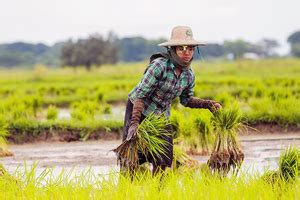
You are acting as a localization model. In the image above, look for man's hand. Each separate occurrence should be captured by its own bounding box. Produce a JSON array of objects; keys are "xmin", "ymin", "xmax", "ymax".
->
[
  {"xmin": 186, "ymin": 97, "xmax": 222, "ymax": 113},
  {"xmin": 126, "ymin": 123, "xmax": 138, "ymax": 141},
  {"xmin": 209, "ymin": 101, "xmax": 222, "ymax": 113}
]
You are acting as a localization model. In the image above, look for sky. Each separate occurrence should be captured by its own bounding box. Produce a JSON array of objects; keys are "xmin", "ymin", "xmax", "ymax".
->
[{"xmin": 1, "ymin": 0, "xmax": 299, "ymax": 54}]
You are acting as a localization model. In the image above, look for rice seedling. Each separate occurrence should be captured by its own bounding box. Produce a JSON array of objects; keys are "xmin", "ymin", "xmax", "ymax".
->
[
  {"xmin": 194, "ymin": 116, "xmax": 213, "ymax": 154},
  {"xmin": 261, "ymin": 170, "xmax": 282, "ymax": 185},
  {"xmin": 207, "ymin": 105, "xmax": 245, "ymax": 176},
  {"xmin": 46, "ymin": 105, "xmax": 58, "ymax": 120},
  {"xmin": 1, "ymin": 163, "xmax": 300, "ymax": 199},
  {"xmin": 169, "ymin": 111, "xmax": 181, "ymax": 139},
  {"xmin": 113, "ymin": 114, "xmax": 172, "ymax": 172},
  {"xmin": 1, "ymin": 59, "xmax": 300, "ymax": 132},
  {"xmin": 71, "ymin": 100, "xmax": 99, "ymax": 119},
  {"xmin": 173, "ymin": 145, "xmax": 199, "ymax": 169},
  {"xmin": 103, "ymin": 104, "xmax": 112, "ymax": 114},
  {"xmin": 71, "ymin": 108, "xmax": 88, "ymax": 121},
  {"xmin": 262, "ymin": 146, "xmax": 300, "ymax": 184},
  {"xmin": 279, "ymin": 146, "xmax": 300, "ymax": 182}
]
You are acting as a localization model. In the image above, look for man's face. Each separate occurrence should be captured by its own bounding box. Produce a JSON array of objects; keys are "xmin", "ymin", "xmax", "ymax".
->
[{"xmin": 175, "ymin": 46, "xmax": 195, "ymax": 62}]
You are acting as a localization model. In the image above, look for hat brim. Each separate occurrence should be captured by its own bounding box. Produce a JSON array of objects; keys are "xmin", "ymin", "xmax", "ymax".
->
[{"xmin": 158, "ymin": 39, "xmax": 206, "ymax": 47}]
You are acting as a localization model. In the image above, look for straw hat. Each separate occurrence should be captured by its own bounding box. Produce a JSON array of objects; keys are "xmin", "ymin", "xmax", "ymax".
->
[{"xmin": 158, "ymin": 26, "xmax": 206, "ymax": 47}]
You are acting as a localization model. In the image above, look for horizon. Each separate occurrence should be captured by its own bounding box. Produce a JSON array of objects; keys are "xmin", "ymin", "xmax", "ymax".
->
[{"xmin": 1, "ymin": 0, "xmax": 299, "ymax": 54}]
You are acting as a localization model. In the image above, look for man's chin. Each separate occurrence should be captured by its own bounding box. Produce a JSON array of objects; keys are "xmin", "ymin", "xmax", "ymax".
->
[{"xmin": 183, "ymin": 58, "xmax": 191, "ymax": 62}]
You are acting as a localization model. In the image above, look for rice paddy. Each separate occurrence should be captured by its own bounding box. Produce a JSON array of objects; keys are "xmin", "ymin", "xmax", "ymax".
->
[
  {"xmin": 1, "ymin": 146, "xmax": 300, "ymax": 200},
  {"xmin": 0, "ymin": 58, "xmax": 300, "ymax": 199}
]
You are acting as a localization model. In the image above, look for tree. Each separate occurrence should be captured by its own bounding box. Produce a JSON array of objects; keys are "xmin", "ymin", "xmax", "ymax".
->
[
  {"xmin": 291, "ymin": 43, "xmax": 300, "ymax": 57},
  {"xmin": 198, "ymin": 43, "xmax": 225, "ymax": 59},
  {"xmin": 0, "ymin": 42, "xmax": 51, "ymax": 67},
  {"xmin": 287, "ymin": 31, "xmax": 300, "ymax": 44},
  {"xmin": 287, "ymin": 31, "xmax": 300, "ymax": 57},
  {"xmin": 118, "ymin": 37, "xmax": 165, "ymax": 62},
  {"xmin": 224, "ymin": 40, "xmax": 252, "ymax": 59},
  {"xmin": 61, "ymin": 39, "xmax": 77, "ymax": 67},
  {"xmin": 61, "ymin": 33, "xmax": 119, "ymax": 70},
  {"xmin": 257, "ymin": 39, "xmax": 279, "ymax": 57}
]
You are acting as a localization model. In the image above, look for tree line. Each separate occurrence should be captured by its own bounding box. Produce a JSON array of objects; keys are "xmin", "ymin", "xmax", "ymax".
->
[{"xmin": 0, "ymin": 30, "xmax": 299, "ymax": 68}]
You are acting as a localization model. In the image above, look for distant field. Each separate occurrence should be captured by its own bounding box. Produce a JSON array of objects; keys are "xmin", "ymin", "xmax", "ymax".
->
[{"xmin": 0, "ymin": 58, "xmax": 299, "ymax": 144}]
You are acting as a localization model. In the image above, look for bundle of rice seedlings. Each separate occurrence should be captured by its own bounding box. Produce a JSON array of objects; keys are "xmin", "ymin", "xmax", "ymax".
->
[
  {"xmin": 279, "ymin": 145, "xmax": 300, "ymax": 182},
  {"xmin": 207, "ymin": 106, "xmax": 245, "ymax": 175},
  {"xmin": 263, "ymin": 146, "xmax": 300, "ymax": 184},
  {"xmin": 113, "ymin": 114, "xmax": 172, "ymax": 172},
  {"xmin": 173, "ymin": 145, "xmax": 199, "ymax": 169}
]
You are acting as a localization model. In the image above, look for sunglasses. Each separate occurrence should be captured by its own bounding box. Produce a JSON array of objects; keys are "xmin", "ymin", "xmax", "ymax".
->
[{"xmin": 176, "ymin": 46, "xmax": 195, "ymax": 52}]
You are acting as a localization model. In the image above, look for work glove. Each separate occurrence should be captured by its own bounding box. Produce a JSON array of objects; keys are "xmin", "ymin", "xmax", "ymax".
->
[
  {"xmin": 186, "ymin": 97, "xmax": 222, "ymax": 113},
  {"xmin": 126, "ymin": 99, "xmax": 145, "ymax": 141},
  {"xmin": 127, "ymin": 123, "xmax": 138, "ymax": 141}
]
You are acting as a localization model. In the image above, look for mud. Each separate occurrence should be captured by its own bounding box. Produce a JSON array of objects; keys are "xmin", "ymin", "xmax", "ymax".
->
[{"xmin": 1, "ymin": 133, "xmax": 300, "ymax": 176}]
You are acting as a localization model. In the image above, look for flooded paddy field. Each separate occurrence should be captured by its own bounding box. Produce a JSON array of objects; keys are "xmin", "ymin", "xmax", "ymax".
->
[{"xmin": 2, "ymin": 133, "xmax": 300, "ymax": 177}]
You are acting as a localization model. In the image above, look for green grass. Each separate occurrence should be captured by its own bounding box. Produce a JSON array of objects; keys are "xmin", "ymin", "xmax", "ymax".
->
[
  {"xmin": 8, "ymin": 118, "xmax": 123, "ymax": 143},
  {"xmin": 1, "ymin": 146, "xmax": 300, "ymax": 199},
  {"xmin": 0, "ymin": 164, "xmax": 299, "ymax": 199},
  {"xmin": 0, "ymin": 58, "xmax": 299, "ymax": 142}
]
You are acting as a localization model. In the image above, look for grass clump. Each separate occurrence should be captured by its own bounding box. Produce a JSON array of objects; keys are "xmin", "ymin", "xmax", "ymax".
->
[
  {"xmin": 263, "ymin": 146, "xmax": 300, "ymax": 184},
  {"xmin": 194, "ymin": 116, "xmax": 213, "ymax": 154}
]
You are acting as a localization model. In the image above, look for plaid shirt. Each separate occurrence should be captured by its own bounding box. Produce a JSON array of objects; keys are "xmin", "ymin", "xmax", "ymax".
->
[{"xmin": 128, "ymin": 57, "xmax": 195, "ymax": 117}]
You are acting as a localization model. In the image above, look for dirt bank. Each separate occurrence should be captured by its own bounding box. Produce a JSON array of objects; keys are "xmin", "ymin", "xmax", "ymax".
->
[{"xmin": 7, "ymin": 123, "xmax": 300, "ymax": 144}]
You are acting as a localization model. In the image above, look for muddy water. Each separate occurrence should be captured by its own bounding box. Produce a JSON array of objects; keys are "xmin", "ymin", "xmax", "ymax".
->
[
  {"xmin": 194, "ymin": 134, "xmax": 300, "ymax": 173},
  {"xmin": 57, "ymin": 106, "xmax": 126, "ymax": 120},
  {"xmin": 1, "ymin": 134, "xmax": 300, "ymax": 177}
]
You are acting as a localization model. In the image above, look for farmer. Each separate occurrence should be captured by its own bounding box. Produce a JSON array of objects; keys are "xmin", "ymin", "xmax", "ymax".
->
[{"xmin": 122, "ymin": 26, "xmax": 222, "ymax": 174}]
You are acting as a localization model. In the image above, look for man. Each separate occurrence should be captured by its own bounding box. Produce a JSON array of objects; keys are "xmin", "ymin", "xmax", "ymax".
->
[{"xmin": 122, "ymin": 26, "xmax": 222, "ymax": 174}]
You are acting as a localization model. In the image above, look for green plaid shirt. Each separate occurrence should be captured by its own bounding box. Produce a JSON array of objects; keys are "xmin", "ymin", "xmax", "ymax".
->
[{"xmin": 129, "ymin": 57, "xmax": 195, "ymax": 117}]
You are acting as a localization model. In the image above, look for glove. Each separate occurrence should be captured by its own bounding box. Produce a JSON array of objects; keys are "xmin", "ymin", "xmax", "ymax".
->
[
  {"xmin": 127, "ymin": 123, "xmax": 138, "ymax": 141},
  {"xmin": 186, "ymin": 97, "xmax": 222, "ymax": 113},
  {"xmin": 210, "ymin": 101, "xmax": 222, "ymax": 112},
  {"xmin": 126, "ymin": 99, "xmax": 145, "ymax": 141}
]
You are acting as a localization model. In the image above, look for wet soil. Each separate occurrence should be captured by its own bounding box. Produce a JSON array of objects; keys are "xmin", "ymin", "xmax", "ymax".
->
[{"xmin": 2, "ymin": 132, "xmax": 300, "ymax": 176}]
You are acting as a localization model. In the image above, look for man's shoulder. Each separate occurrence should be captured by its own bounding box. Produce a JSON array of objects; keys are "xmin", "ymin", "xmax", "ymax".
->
[
  {"xmin": 148, "ymin": 57, "xmax": 169, "ymax": 72},
  {"xmin": 151, "ymin": 57, "xmax": 169, "ymax": 66}
]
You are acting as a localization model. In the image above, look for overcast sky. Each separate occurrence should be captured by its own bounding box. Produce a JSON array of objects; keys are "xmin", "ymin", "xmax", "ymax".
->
[{"xmin": 1, "ymin": 0, "xmax": 299, "ymax": 53}]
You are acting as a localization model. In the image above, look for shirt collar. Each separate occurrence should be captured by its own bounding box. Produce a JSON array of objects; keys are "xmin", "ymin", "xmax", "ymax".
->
[{"xmin": 170, "ymin": 60, "xmax": 191, "ymax": 74}]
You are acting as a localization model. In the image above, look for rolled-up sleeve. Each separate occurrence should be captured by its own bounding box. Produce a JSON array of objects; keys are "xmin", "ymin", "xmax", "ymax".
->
[{"xmin": 179, "ymin": 73, "xmax": 195, "ymax": 106}]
